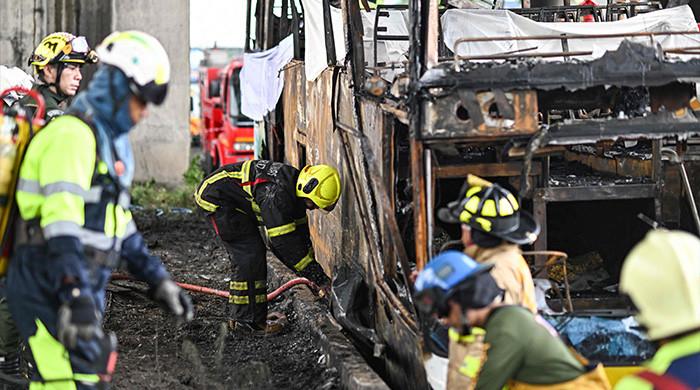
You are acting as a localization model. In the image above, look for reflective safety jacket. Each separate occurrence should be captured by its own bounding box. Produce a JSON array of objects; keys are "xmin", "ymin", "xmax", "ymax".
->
[
  {"xmin": 194, "ymin": 160, "xmax": 314, "ymax": 272},
  {"xmin": 614, "ymin": 331, "xmax": 700, "ymax": 390},
  {"xmin": 15, "ymin": 114, "xmax": 168, "ymax": 291}
]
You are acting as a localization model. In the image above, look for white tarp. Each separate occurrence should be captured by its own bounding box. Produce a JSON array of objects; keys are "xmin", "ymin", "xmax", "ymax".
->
[
  {"xmin": 303, "ymin": 2, "xmax": 411, "ymax": 81},
  {"xmin": 0, "ymin": 66, "xmax": 33, "ymax": 106},
  {"xmin": 361, "ymin": 10, "xmax": 410, "ymax": 81},
  {"xmin": 442, "ymin": 6, "xmax": 700, "ymax": 61},
  {"xmin": 302, "ymin": 0, "xmax": 346, "ymax": 81},
  {"xmin": 240, "ymin": 35, "xmax": 294, "ymax": 121}
]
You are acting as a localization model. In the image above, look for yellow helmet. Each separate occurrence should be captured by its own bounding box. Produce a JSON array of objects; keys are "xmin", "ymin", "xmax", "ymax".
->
[
  {"xmin": 620, "ymin": 229, "xmax": 700, "ymax": 340},
  {"xmin": 296, "ymin": 165, "xmax": 341, "ymax": 211},
  {"xmin": 28, "ymin": 32, "xmax": 98, "ymax": 70}
]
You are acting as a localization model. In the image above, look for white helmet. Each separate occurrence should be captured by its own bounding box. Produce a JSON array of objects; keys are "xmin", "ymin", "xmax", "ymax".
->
[
  {"xmin": 620, "ymin": 229, "xmax": 700, "ymax": 340},
  {"xmin": 96, "ymin": 31, "xmax": 170, "ymax": 105}
]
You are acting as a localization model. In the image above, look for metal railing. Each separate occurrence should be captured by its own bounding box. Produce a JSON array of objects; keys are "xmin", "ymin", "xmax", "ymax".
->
[{"xmin": 451, "ymin": 30, "xmax": 700, "ymax": 66}]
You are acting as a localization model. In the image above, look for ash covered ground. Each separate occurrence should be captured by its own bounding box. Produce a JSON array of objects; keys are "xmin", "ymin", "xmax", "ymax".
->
[{"xmin": 105, "ymin": 210, "xmax": 339, "ymax": 389}]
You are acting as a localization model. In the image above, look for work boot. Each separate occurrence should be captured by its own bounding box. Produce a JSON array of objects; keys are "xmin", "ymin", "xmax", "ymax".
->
[{"xmin": 231, "ymin": 312, "xmax": 287, "ymax": 336}]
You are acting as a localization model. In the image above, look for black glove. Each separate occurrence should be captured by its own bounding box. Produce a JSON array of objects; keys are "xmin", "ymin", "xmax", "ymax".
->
[
  {"xmin": 153, "ymin": 279, "xmax": 194, "ymax": 323},
  {"xmin": 57, "ymin": 293, "xmax": 102, "ymax": 349}
]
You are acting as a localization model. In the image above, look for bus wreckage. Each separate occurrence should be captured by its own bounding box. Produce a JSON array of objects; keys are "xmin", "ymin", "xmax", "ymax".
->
[{"xmin": 241, "ymin": 0, "xmax": 700, "ymax": 388}]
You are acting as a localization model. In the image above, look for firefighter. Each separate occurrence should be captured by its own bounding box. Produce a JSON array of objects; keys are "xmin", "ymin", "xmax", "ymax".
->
[
  {"xmin": 438, "ymin": 182, "xmax": 539, "ymax": 313},
  {"xmin": 615, "ymin": 229, "xmax": 700, "ymax": 389},
  {"xmin": 17, "ymin": 32, "xmax": 98, "ymax": 122},
  {"xmin": 414, "ymin": 251, "xmax": 611, "ymax": 390},
  {"xmin": 7, "ymin": 31, "xmax": 193, "ymax": 389},
  {"xmin": 0, "ymin": 32, "xmax": 98, "ymax": 379},
  {"xmin": 194, "ymin": 161, "xmax": 340, "ymax": 334},
  {"xmin": 432, "ymin": 183, "xmax": 541, "ymax": 388}
]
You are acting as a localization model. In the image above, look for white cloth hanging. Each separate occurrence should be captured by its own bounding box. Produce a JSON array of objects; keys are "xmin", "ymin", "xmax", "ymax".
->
[{"xmin": 240, "ymin": 35, "xmax": 294, "ymax": 121}]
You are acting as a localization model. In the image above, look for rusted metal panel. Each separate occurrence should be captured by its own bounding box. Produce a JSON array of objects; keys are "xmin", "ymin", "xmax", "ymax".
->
[
  {"xmin": 563, "ymin": 151, "xmax": 652, "ymax": 178},
  {"xmin": 434, "ymin": 161, "xmax": 543, "ymax": 179},
  {"xmin": 535, "ymin": 184, "xmax": 657, "ymax": 202},
  {"xmin": 422, "ymin": 90, "xmax": 539, "ymax": 139}
]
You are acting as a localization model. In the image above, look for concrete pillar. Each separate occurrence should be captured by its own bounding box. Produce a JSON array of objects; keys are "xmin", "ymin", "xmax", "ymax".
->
[
  {"xmin": 112, "ymin": 0, "xmax": 191, "ymax": 184},
  {"xmin": 1, "ymin": 0, "xmax": 191, "ymax": 184}
]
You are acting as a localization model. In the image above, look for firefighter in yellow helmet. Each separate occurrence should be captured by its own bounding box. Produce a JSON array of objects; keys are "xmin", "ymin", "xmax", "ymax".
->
[
  {"xmin": 17, "ymin": 32, "xmax": 98, "ymax": 121},
  {"xmin": 431, "ymin": 182, "xmax": 542, "ymax": 388},
  {"xmin": 615, "ymin": 229, "xmax": 700, "ymax": 389},
  {"xmin": 194, "ymin": 161, "xmax": 341, "ymax": 334}
]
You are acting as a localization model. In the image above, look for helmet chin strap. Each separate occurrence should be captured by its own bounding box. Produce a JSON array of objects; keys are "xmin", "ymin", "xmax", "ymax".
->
[
  {"xmin": 47, "ymin": 63, "xmax": 69, "ymax": 99},
  {"xmin": 457, "ymin": 308, "xmax": 472, "ymax": 336}
]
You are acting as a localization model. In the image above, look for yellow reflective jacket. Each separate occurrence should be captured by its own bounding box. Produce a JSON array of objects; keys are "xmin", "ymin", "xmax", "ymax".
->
[{"xmin": 16, "ymin": 115, "xmax": 135, "ymax": 263}]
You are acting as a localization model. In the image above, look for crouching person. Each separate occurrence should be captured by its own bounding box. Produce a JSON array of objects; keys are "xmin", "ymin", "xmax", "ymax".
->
[
  {"xmin": 7, "ymin": 31, "xmax": 193, "ymax": 389},
  {"xmin": 414, "ymin": 251, "xmax": 611, "ymax": 389}
]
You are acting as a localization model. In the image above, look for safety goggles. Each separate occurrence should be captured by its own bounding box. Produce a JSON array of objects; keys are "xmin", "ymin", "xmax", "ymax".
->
[
  {"xmin": 66, "ymin": 36, "xmax": 89, "ymax": 54},
  {"xmin": 59, "ymin": 36, "xmax": 98, "ymax": 64}
]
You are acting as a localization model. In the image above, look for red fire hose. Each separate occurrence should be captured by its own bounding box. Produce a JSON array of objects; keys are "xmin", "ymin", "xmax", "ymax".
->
[{"xmin": 110, "ymin": 273, "xmax": 319, "ymax": 301}]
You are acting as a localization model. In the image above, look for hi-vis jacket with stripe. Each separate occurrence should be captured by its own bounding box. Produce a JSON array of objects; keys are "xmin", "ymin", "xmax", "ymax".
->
[
  {"xmin": 15, "ymin": 114, "xmax": 168, "ymax": 290},
  {"xmin": 195, "ymin": 160, "xmax": 315, "ymax": 272}
]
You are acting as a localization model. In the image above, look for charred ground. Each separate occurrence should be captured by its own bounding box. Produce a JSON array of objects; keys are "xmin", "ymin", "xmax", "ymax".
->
[{"xmin": 105, "ymin": 209, "xmax": 339, "ymax": 389}]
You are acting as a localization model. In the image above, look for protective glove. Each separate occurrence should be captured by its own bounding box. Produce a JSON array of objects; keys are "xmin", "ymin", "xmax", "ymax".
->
[
  {"xmin": 57, "ymin": 292, "xmax": 102, "ymax": 350},
  {"xmin": 153, "ymin": 279, "xmax": 194, "ymax": 323}
]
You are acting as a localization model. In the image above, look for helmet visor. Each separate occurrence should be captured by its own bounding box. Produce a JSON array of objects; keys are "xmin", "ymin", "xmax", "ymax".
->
[{"xmin": 69, "ymin": 36, "xmax": 90, "ymax": 53}]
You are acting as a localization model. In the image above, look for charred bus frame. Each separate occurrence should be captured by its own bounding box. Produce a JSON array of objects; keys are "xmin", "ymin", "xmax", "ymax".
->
[{"xmin": 246, "ymin": 0, "xmax": 700, "ymax": 387}]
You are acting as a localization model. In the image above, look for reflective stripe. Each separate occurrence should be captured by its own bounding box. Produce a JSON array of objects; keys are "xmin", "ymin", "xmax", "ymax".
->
[
  {"xmin": 17, "ymin": 178, "xmax": 102, "ymax": 203},
  {"xmin": 295, "ymin": 216, "xmax": 308, "ymax": 226},
  {"xmin": 73, "ymin": 373, "xmax": 100, "ymax": 384},
  {"xmin": 459, "ymin": 355, "xmax": 483, "ymax": 379},
  {"xmin": 44, "ymin": 221, "xmax": 125, "ymax": 251},
  {"xmin": 117, "ymin": 191, "xmax": 130, "ymax": 209},
  {"xmin": 240, "ymin": 160, "xmax": 253, "ymax": 197},
  {"xmin": 267, "ymin": 222, "xmax": 296, "ymax": 238},
  {"xmin": 294, "ymin": 248, "xmax": 315, "ymax": 271},
  {"xmin": 195, "ymin": 169, "xmax": 245, "ymax": 212},
  {"xmin": 43, "ymin": 221, "xmax": 82, "ymax": 239},
  {"xmin": 230, "ymin": 281, "xmax": 248, "ymax": 291},
  {"xmin": 124, "ymin": 219, "xmax": 137, "ymax": 237},
  {"xmin": 255, "ymin": 294, "xmax": 266, "ymax": 303},
  {"xmin": 448, "ymin": 327, "xmax": 486, "ymax": 343},
  {"xmin": 230, "ymin": 295, "xmax": 249, "ymax": 304},
  {"xmin": 254, "ymin": 280, "xmax": 266, "ymax": 289},
  {"xmin": 16, "ymin": 178, "xmax": 41, "ymax": 195},
  {"xmin": 28, "ymin": 320, "xmax": 76, "ymax": 386}
]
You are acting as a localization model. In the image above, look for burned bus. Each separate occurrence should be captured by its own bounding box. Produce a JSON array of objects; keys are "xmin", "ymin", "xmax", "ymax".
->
[{"xmin": 242, "ymin": 0, "xmax": 700, "ymax": 388}]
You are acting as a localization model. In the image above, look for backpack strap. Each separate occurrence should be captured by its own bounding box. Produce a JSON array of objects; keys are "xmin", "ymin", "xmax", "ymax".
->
[{"xmin": 635, "ymin": 370, "xmax": 691, "ymax": 390}]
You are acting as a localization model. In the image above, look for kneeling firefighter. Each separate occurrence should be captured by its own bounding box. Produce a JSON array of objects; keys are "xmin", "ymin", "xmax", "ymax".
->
[
  {"xmin": 195, "ymin": 161, "xmax": 340, "ymax": 334},
  {"xmin": 7, "ymin": 31, "xmax": 193, "ymax": 389},
  {"xmin": 414, "ymin": 251, "xmax": 611, "ymax": 390}
]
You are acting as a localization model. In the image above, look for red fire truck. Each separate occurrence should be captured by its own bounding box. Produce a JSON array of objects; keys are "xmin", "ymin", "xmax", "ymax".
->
[{"xmin": 199, "ymin": 58, "xmax": 254, "ymax": 172}]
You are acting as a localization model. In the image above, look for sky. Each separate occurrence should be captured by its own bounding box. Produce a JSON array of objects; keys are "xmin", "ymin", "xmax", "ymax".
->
[{"xmin": 190, "ymin": 0, "xmax": 248, "ymax": 49}]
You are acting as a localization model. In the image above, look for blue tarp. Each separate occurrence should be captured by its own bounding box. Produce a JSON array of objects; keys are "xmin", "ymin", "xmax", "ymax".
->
[{"xmin": 542, "ymin": 315, "xmax": 657, "ymax": 364}]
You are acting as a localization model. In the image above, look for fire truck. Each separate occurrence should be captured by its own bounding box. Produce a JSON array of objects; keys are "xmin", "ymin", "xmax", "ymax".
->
[{"xmin": 199, "ymin": 59, "xmax": 254, "ymax": 172}]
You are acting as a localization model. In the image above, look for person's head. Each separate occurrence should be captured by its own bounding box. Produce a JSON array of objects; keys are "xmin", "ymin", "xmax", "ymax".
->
[
  {"xmin": 438, "ymin": 181, "xmax": 539, "ymax": 248},
  {"xmin": 414, "ymin": 251, "xmax": 503, "ymax": 333},
  {"xmin": 296, "ymin": 164, "xmax": 342, "ymax": 212},
  {"xmin": 620, "ymin": 229, "xmax": 700, "ymax": 341},
  {"xmin": 94, "ymin": 31, "xmax": 170, "ymax": 127},
  {"xmin": 28, "ymin": 32, "xmax": 98, "ymax": 97}
]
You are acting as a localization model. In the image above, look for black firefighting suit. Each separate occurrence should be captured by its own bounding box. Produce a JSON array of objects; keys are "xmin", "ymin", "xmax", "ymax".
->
[{"xmin": 194, "ymin": 160, "xmax": 327, "ymax": 325}]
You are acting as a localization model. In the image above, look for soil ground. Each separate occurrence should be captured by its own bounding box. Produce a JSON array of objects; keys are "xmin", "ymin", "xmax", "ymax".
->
[{"xmin": 105, "ymin": 209, "xmax": 340, "ymax": 389}]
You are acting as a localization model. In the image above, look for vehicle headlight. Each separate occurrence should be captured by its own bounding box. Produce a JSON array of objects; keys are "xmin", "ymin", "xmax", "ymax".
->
[{"xmin": 233, "ymin": 142, "xmax": 254, "ymax": 151}]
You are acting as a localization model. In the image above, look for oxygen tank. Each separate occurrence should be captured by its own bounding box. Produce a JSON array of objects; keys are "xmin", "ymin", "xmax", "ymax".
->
[{"xmin": 0, "ymin": 87, "xmax": 45, "ymax": 275}]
